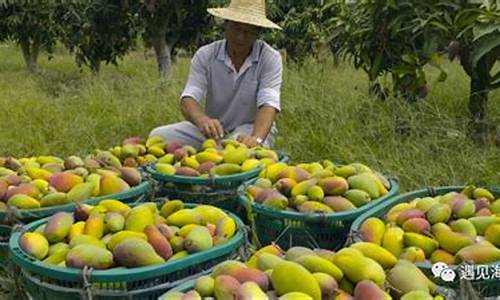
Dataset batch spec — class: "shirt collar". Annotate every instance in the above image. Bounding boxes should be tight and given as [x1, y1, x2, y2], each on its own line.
[217, 39, 260, 64]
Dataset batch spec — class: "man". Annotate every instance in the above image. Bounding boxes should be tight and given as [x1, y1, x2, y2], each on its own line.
[149, 0, 283, 149]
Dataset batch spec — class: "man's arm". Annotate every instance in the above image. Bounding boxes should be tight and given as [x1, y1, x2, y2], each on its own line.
[238, 49, 282, 147]
[181, 97, 224, 139]
[180, 47, 224, 139]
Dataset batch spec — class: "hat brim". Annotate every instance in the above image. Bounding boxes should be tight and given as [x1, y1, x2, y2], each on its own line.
[208, 8, 281, 30]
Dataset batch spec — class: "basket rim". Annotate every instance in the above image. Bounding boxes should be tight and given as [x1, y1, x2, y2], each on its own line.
[8, 202, 245, 283]
[0, 181, 151, 220]
[349, 185, 500, 270]
[144, 153, 289, 185]
[238, 177, 400, 221]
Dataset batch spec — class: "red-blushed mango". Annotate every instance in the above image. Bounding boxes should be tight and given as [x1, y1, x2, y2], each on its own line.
[277, 166, 310, 183]
[396, 208, 425, 226]
[49, 172, 83, 193]
[312, 272, 337, 300]
[175, 166, 200, 177]
[455, 244, 500, 264]
[144, 224, 173, 260]
[274, 178, 297, 196]
[5, 182, 40, 200]
[118, 167, 142, 186]
[318, 177, 349, 196]
[44, 212, 74, 243]
[7, 194, 40, 209]
[324, 196, 356, 212]
[402, 218, 431, 235]
[113, 238, 164, 267]
[66, 244, 114, 269]
[84, 213, 105, 239]
[20, 232, 49, 260]
[354, 280, 386, 300]
[67, 182, 95, 202]
[0, 179, 8, 200]
[100, 175, 130, 196]
[214, 275, 242, 300]
[359, 217, 385, 245]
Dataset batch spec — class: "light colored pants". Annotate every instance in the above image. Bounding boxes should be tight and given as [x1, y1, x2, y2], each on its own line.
[149, 121, 276, 149]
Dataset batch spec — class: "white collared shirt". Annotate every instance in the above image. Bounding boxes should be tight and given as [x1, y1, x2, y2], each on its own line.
[181, 39, 282, 132]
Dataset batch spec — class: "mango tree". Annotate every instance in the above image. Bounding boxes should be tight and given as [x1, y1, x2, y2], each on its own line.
[0, 1, 59, 72]
[428, 0, 500, 141]
[139, 0, 220, 78]
[331, 1, 445, 100]
[54, 0, 141, 73]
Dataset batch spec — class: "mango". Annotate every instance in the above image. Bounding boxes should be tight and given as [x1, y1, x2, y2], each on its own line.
[263, 191, 288, 210]
[312, 273, 337, 299]
[294, 255, 343, 281]
[277, 166, 310, 183]
[194, 275, 215, 297]
[125, 206, 155, 232]
[43, 249, 69, 265]
[212, 260, 248, 277]
[174, 166, 200, 177]
[432, 223, 474, 254]
[279, 292, 313, 300]
[403, 233, 439, 258]
[353, 280, 386, 300]
[241, 159, 262, 172]
[297, 201, 333, 213]
[415, 197, 439, 213]
[100, 175, 130, 196]
[387, 260, 433, 295]
[333, 165, 357, 178]
[260, 162, 287, 183]
[402, 218, 431, 235]
[44, 212, 74, 243]
[69, 234, 106, 249]
[359, 217, 385, 245]
[307, 186, 324, 202]
[257, 253, 285, 271]
[271, 178, 295, 197]
[396, 208, 425, 226]
[452, 198, 476, 219]
[324, 196, 356, 212]
[48, 242, 70, 256]
[195, 152, 223, 164]
[344, 189, 371, 207]
[430, 249, 456, 265]
[67, 221, 85, 240]
[166, 209, 203, 227]
[468, 216, 500, 235]
[95, 151, 121, 168]
[400, 291, 433, 300]
[291, 178, 317, 197]
[26, 167, 52, 181]
[285, 246, 316, 261]
[118, 167, 142, 186]
[156, 163, 176, 175]
[318, 177, 349, 196]
[49, 172, 83, 193]
[144, 224, 173, 260]
[347, 174, 380, 199]
[426, 204, 451, 224]
[491, 199, 500, 214]
[212, 163, 242, 176]
[40, 192, 70, 207]
[84, 213, 105, 239]
[332, 254, 385, 286]
[232, 267, 270, 291]
[400, 246, 426, 262]
[66, 244, 114, 269]
[455, 244, 500, 264]
[214, 275, 242, 300]
[20, 232, 49, 260]
[449, 219, 477, 237]
[104, 212, 125, 233]
[216, 216, 237, 239]
[169, 236, 185, 253]
[239, 281, 268, 300]
[5, 182, 40, 200]
[485, 223, 500, 246]
[184, 226, 213, 253]
[271, 261, 321, 300]
[159, 200, 184, 219]
[192, 204, 226, 224]
[350, 242, 397, 269]
[113, 238, 164, 267]
[67, 182, 95, 202]
[472, 187, 494, 201]
[107, 231, 147, 251]
[7, 194, 40, 209]
[99, 199, 131, 216]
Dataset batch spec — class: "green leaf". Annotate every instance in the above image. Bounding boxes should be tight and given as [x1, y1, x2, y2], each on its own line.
[471, 30, 500, 67]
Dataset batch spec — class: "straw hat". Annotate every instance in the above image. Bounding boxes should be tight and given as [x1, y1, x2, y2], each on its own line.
[207, 0, 281, 30]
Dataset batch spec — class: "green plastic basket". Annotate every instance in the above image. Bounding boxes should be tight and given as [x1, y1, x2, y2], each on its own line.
[144, 155, 289, 221]
[239, 177, 399, 250]
[349, 186, 500, 297]
[0, 181, 151, 225]
[8, 203, 246, 300]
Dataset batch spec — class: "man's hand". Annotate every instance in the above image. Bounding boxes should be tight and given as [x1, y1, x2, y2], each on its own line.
[237, 134, 262, 148]
[196, 116, 224, 139]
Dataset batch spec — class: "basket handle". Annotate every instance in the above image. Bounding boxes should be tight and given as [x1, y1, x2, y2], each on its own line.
[273, 224, 321, 249]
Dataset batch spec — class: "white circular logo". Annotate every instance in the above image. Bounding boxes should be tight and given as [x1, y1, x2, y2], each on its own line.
[440, 268, 456, 282]
[432, 262, 449, 278]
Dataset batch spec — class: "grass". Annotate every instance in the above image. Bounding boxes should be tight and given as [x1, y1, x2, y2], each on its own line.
[1, 42, 500, 191]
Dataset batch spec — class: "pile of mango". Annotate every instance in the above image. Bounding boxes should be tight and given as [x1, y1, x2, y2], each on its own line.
[153, 137, 279, 177]
[18, 199, 237, 269]
[358, 186, 500, 265]
[245, 161, 391, 213]
[159, 244, 447, 300]
[0, 155, 143, 210]
[105, 136, 173, 167]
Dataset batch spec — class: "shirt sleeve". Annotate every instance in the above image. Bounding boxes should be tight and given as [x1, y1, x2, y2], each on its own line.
[180, 49, 208, 103]
[257, 50, 283, 111]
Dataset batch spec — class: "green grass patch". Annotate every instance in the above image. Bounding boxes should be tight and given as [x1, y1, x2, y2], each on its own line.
[1, 43, 500, 191]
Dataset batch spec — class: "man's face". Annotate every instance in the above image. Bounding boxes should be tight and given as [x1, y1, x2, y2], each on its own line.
[224, 21, 260, 52]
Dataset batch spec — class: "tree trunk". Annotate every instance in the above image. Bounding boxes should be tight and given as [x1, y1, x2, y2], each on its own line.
[468, 66, 490, 143]
[151, 31, 172, 78]
[20, 38, 40, 73]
